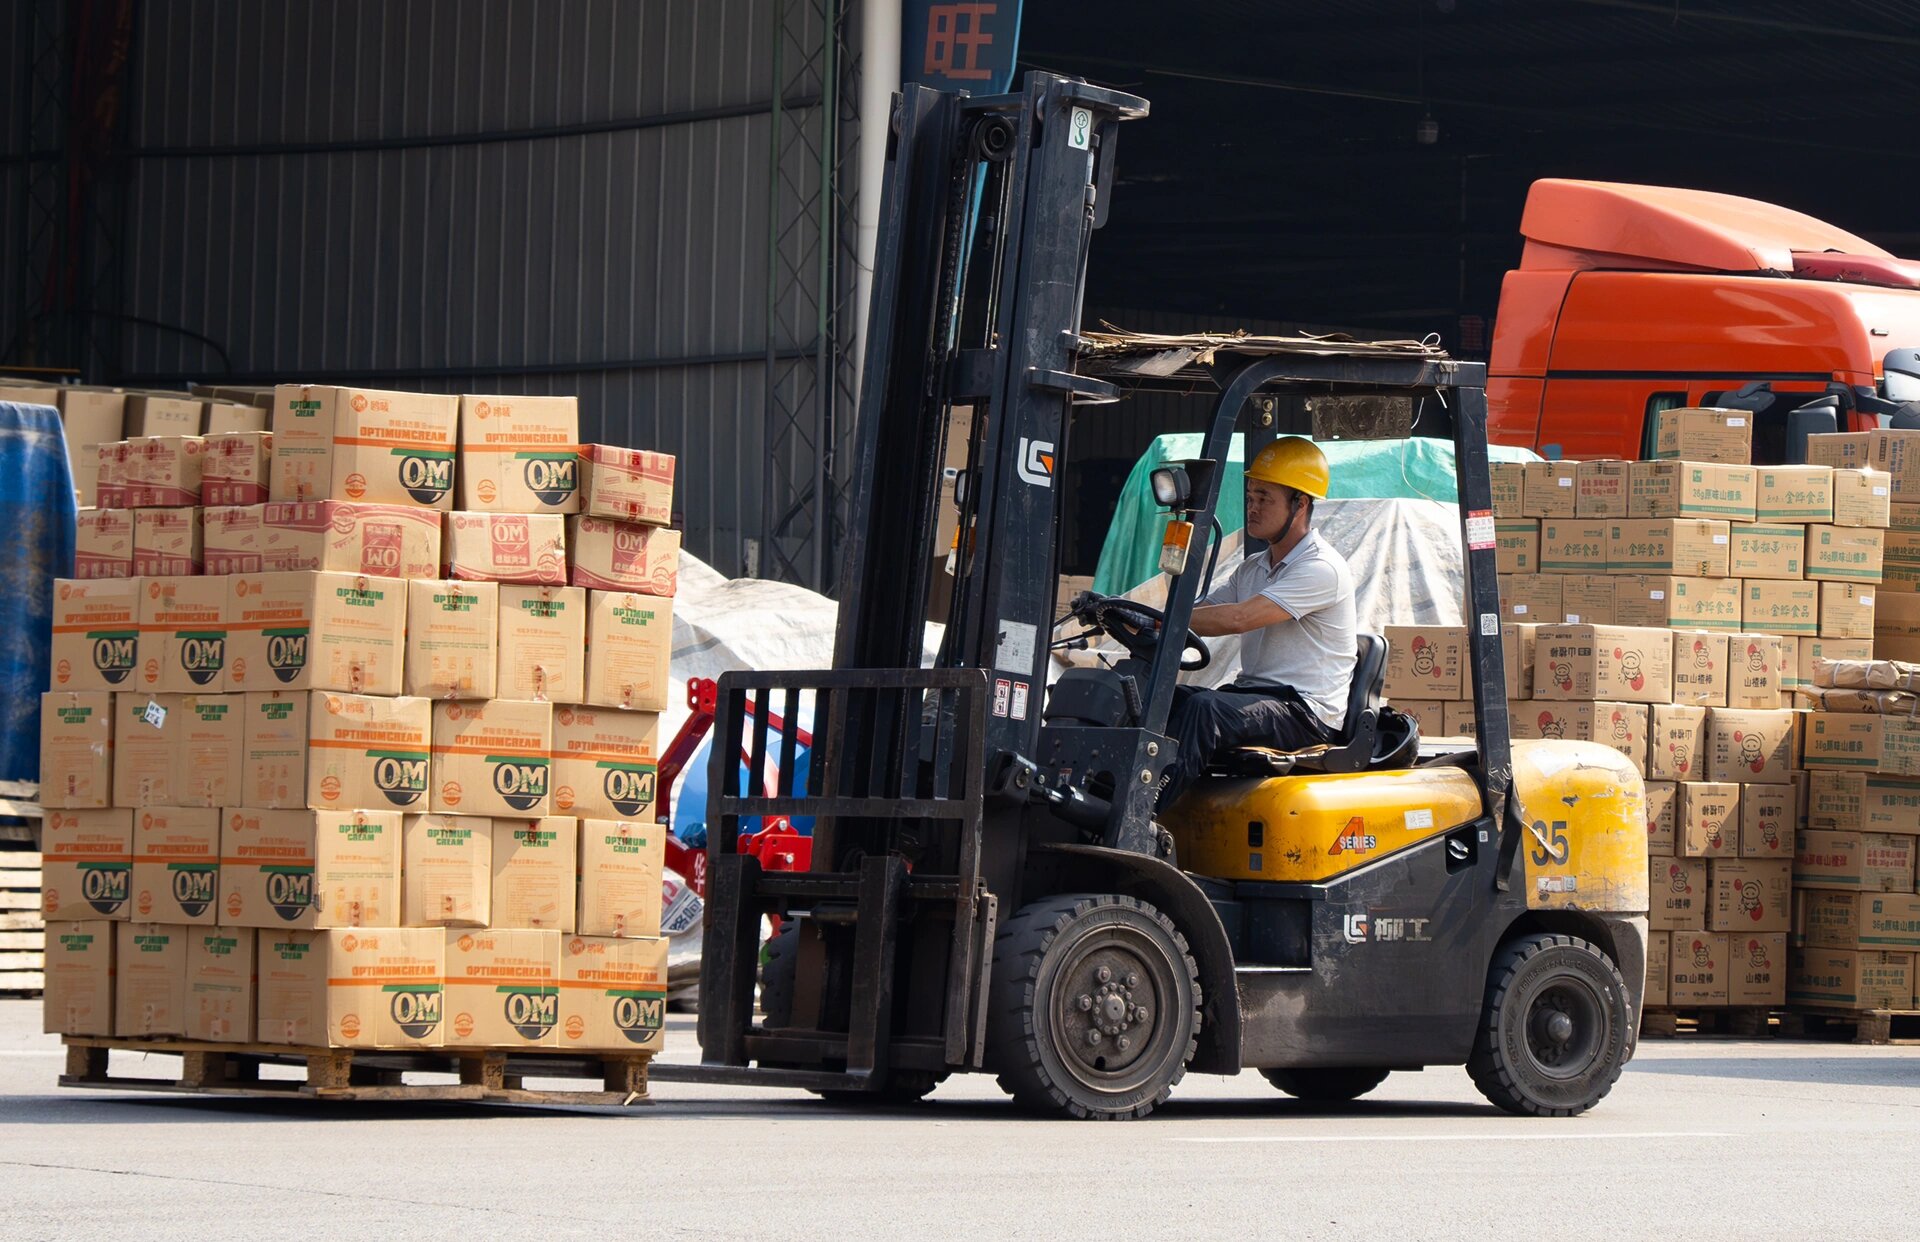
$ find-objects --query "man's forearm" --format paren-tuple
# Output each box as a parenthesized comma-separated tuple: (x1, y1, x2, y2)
(1191, 598, 1289, 637)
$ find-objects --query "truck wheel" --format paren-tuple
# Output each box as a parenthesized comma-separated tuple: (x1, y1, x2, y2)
(1467, 933, 1630, 1117)
(1261, 1067, 1390, 1102)
(986, 893, 1201, 1121)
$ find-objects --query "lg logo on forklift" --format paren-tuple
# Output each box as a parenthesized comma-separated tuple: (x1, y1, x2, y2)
(1016, 437, 1055, 487)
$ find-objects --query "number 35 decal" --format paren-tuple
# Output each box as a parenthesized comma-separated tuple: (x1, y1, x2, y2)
(1530, 819, 1570, 866)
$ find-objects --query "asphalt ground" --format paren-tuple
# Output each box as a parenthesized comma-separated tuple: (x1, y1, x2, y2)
(3, 1001, 1918, 1240)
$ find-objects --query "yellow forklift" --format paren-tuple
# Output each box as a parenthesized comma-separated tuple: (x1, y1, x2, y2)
(659, 73, 1649, 1119)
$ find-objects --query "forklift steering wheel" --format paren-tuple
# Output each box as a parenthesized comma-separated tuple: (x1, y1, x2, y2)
(1077, 595, 1211, 671)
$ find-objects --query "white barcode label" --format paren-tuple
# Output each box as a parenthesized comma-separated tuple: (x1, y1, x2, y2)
(1405, 808, 1435, 830)
(1557, 477, 1573, 487)
(1566, 613, 1581, 623)
(1727, 416, 1747, 427)
(1513, 604, 1529, 615)
(1481, 612, 1499, 635)
(1650, 590, 1666, 600)
(1713, 534, 1728, 544)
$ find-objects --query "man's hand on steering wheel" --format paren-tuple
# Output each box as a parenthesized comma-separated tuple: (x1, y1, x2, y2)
(1069, 592, 1211, 671)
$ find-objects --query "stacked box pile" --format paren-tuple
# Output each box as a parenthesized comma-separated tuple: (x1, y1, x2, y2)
(40, 384, 679, 1055)
(1391, 409, 1920, 1012)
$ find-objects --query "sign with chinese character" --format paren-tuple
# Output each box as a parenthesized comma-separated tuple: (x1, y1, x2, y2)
(904, 1, 1023, 91)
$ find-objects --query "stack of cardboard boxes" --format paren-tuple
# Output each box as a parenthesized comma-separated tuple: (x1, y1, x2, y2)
(1391, 408, 1920, 1012)
(38, 384, 680, 1056)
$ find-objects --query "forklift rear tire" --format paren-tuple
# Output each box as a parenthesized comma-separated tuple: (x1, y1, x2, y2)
(1260, 1067, 1390, 1102)
(986, 893, 1200, 1121)
(1467, 933, 1631, 1118)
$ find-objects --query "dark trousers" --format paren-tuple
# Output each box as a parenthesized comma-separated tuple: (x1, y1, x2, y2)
(1157, 684, 1335, 810)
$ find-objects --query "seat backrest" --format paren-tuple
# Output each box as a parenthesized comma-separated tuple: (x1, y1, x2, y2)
(1344, 632, 1388, 738)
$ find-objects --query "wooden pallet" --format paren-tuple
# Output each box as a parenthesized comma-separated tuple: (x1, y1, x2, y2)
(1640, 1006, 1775, 1038)
(0, 850, 42, 994)
(59, 1036, 653, 1105)
(1777, 1007, 1920, 1046)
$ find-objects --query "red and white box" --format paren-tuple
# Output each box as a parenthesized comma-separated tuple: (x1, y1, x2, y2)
(75, 509, 134, 580)
(124, 436, 205, 508)
(578, 445, 675, 527)
(259, 501, 443, 579)
(203, 505, 266, 574)
(94, 442, 131, 509)
(133, 508, 203, 575)
(443, 512, 567, 585)
(567, 515, 679, 596)
(202, 431, 273, 506)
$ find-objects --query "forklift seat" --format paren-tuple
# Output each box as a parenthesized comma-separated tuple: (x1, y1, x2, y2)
(1209, 632, 1399, 778)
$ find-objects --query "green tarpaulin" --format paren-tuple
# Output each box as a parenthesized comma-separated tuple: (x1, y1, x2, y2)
(1092, 435, 1542, 595)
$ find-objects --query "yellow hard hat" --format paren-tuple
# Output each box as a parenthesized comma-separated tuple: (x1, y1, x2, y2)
(1245, 436, 1329, 498)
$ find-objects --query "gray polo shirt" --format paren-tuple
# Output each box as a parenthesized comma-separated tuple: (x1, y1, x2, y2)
(1203, 529, 1357, 729)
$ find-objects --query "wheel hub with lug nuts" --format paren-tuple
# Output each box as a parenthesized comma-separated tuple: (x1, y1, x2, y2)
(1060, 951, 1158, 1076)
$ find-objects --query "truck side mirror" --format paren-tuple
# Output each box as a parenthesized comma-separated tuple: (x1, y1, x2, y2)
(1785, 397, 1840, 463)
(1883, 349, 1920, 403)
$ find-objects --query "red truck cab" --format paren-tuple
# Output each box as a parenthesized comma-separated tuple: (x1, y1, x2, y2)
(1488, 179, 1920, 462)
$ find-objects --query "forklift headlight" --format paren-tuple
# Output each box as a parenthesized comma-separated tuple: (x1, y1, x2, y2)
(1150, 466, 1190, 509)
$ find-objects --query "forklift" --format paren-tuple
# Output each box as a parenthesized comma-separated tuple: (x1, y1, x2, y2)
(665, 73, 1650, 1119)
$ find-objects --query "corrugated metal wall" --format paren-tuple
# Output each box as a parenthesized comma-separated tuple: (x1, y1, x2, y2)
(111, 0, 844, 576)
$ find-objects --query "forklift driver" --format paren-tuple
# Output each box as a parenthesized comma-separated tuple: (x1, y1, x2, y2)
(1156, 437, 1357, 809)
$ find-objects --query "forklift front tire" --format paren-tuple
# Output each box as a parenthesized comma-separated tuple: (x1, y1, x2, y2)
(986, 893, 1201, 1120)
(1467, 933, 1631, 1118)
(1260, 1067, 1390, 1102)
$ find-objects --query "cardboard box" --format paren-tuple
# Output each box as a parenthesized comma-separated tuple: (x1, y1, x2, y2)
(252, 500, 444, 579)
(1802, 892, 1920, 951)
(1442, 701, 1477, 739)
(1708, 858, 1791, 932)
(1803, 712, 1920, 778)
(307, 692, 432, 813)
(130, 807, 221, 924)
(551, 706, 659, 820)
(256, 927, 446, 1048)
(1796, 637, 1872, 693)
(1706, 707, 1797, 785)
(114, 923, 190, 1037)
(39, 691, 114, 809)
(123, 436, 203, 508)
(42, 921, 115, 1036)
(1628, 461, 1755, 520)
(1522, 461, 1578, 518)
(402, 814, 493, 928)
(1489, 462, 1525, 517)
(1395, 699, 1446, 737)
(136, 575, 228, 693)
(1795, 829, 1917, 893)
(1806, 524, 1884, 584)
(1532, 624, 1674, 703)
(186, 927, 256, 1042)
(1610, 574, 1740, 631)
(578, 445, 676, 526)
(110, 692, 237, 809)
(1831, 467, 1893, 528)
(567, 515, 680, 595)
(269, 384, 460, 507)
(1678, 781, 1740, 858)
(1646, 781, 1678, 856)
(1497, 573, 1563, 622)
(584, 591, 675, 712)
(578, 818, 665, 938)
(1877, 586, 1920, 638)
(1775, 634, 1802, 701)
(1536, 520, 1605, 574)
(225, 571, 406, 694)
(1724, 633, 1785, 709)
(558, 934, 667, 1052)
(184, 694, 246, 809)
(1819, 582, 1876, 639)
(1514, 702, 1647, 773)
(1788, 947, 1914, 1009)
(1668, 931, 1729, 1004)
(496, 585, 587, 703)
(50, 577, 141, 691)
(200, 504, 264, 574)
(1495, 519, 1539, 574)
(1871, 428, 1920, 501)
(131, 508, 202, 576)
(220, 808, 403, 929)
(123, 393, 203, 437)
(491, 817, 579, 931)
(74, 508, 134, 580)
(1574, 460, 1630, 519)
(95, 441, 132, 508)
(431, 699, 552, 817)
(1670, 632, 1728, 707)
(1649, 705, 1709, 782)
(443, 927, 562, 1048)
(205, 400, 267, 435)
(457, 394, 581, 513)
(40, 808, 133, 921)
(1645, 930, 1670, 1007)
(1753, 465, 1834, 522)
(1502, 623, 1537, 699)
(1728, 931, 1787, 1005)
(444, 512, 568, 585)
(406, 580, 499, 699)
(57, 390, 126, 507)
(240, 691, 308, 807)
(1742, 578, 1820, 636)
(1728, 522, 1803, 579)
(1383, 625, 1465, 699)
(1807, 432, 1872, 471)
(1653, 407, 1752, 463)
(1559, 574, 1614, 625)
(1739, 783, 1795, 859)
(1808, 772, 1920, 834)
(1607, 518, 1731, 577)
